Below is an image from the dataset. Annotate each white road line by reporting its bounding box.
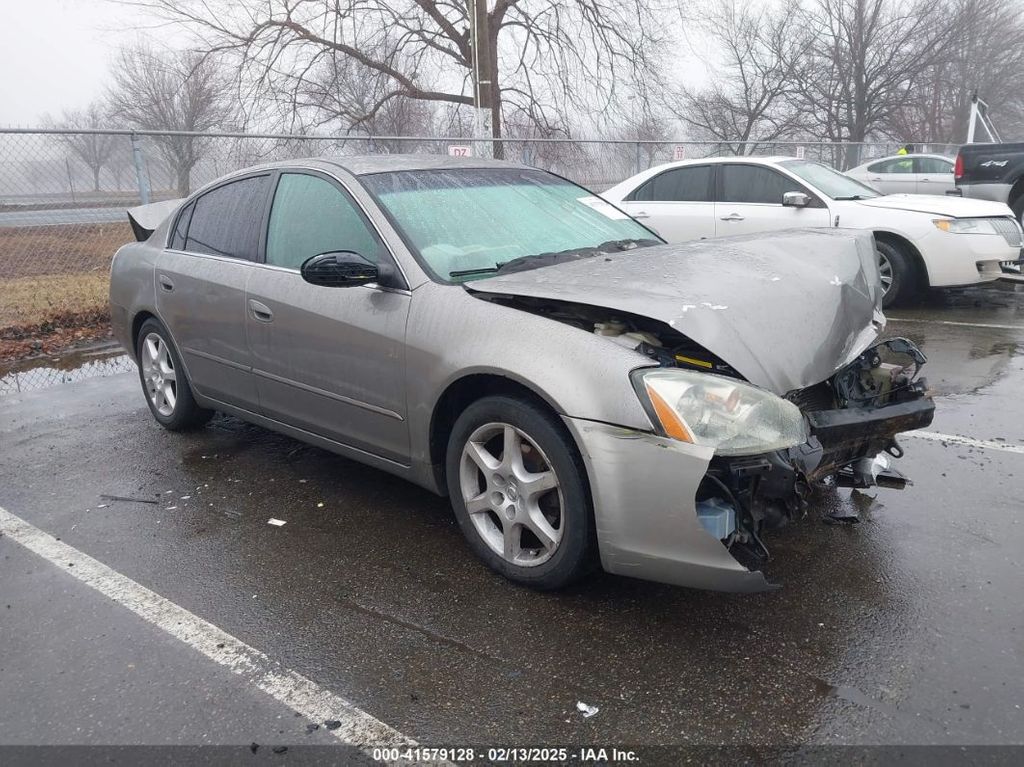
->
[906,430,1024,455]
[0,505,416,751]
[887,316,1024,331]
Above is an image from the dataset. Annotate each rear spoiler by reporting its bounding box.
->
[126,198,184,242]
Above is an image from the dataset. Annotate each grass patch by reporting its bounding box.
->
[1,272,110,329]
[0,222,133,278]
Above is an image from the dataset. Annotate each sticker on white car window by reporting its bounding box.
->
[577,195,628,219]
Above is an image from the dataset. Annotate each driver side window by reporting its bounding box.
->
[266,173,384,270]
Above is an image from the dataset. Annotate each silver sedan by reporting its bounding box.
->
[111,155,935,592]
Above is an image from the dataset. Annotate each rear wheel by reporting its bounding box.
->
[136,318,213,431]
[445,395,594,589]
[876,239,920,308]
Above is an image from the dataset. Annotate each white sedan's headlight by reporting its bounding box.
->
[932,218,998,234]
[633,369,808,456]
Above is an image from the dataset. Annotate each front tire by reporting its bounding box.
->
[445,395,595,589]
[136,318,213,431]
[876,239,920,308]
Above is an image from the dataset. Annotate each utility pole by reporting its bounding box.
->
[470,0,494,157]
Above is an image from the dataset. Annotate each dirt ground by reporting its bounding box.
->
[0,223,129,360]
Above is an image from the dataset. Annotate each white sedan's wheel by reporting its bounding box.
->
[876,248,894,296]
[458,422,564,567]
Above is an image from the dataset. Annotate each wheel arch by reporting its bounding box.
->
[130,309,159,361]
[872,230,929,288]
[1008,176,1024,214]
[428,373,586,498]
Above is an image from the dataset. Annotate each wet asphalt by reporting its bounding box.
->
[0,284,1022,751]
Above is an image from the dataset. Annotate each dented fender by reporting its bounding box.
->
[562,417,776,593]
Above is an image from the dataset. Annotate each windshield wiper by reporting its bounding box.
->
[449,238,660,280]
[449,263,507,278]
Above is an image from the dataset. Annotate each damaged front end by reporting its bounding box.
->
[697,337,934,568]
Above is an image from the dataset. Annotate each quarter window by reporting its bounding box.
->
[630,166,712,202]
[185,176,269,261]
[169,200,194,250]
[720,165,803,204]
[266,173,384,270]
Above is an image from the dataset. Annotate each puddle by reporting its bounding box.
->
[0,344,135,396]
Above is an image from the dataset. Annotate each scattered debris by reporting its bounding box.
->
[272,746,288,754]
[576,701,599,718]
[306,723,320,733]
[267,518,287,527]
[249,743,259,754]
[100,494,158,505]
[324,720,342,731]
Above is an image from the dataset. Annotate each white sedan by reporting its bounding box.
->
[602,156,1022,306]
[845,153,956,195]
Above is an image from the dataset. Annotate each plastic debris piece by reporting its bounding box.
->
[316,502,324,508]
[267,518,286,527]
[324,720,342,731]
[576,701,599,718]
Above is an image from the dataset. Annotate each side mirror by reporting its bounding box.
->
[301,251,378,288]
[782,191,811,208]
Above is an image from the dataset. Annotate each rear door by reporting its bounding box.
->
[864,157,918,194]
[715,164,830,236]
[245,170,411,463]
[914,156,955,195]
[156,174,272,409]
[615,165,715,241]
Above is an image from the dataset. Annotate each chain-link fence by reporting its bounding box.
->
[0,127,944,368]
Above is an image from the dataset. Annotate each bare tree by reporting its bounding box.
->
[128,0,670,155]
[289,53,439,150]
[889,0,1024,142]
[43,101,118,191]
[669,1,809,153]
[790,0,957,165]
[108,44,235,195]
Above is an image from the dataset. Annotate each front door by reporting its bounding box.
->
[914,156,956,195]
[714,164,831,236]
[245,171,411,463]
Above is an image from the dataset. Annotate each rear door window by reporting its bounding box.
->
[720,165,802,204]
[185,176,270,261]
[630,166,712,202]
[915,157,953,174]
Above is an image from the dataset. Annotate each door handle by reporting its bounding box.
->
[248,299,274,323]
[158,274,174,292]
[920,178,931,182]
[719,213,745,222]
[632,210,651,219]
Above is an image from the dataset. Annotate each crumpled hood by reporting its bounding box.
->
[468,228,884,394]
[853,194,1011,218]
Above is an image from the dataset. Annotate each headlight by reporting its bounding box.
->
[932,218,997,234]
[632,369,808,456]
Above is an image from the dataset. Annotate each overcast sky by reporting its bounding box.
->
[0,0,169,126]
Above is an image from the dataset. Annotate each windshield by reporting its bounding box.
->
[779,159,881,200]
[361,168,660,282]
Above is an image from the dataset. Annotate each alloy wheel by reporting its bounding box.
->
[876,248,894,294]
[458,422,564,567]
[140,332,177,417]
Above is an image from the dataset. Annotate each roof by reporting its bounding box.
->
[319,153,530,175]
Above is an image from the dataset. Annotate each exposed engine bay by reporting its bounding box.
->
[474,293,936,569]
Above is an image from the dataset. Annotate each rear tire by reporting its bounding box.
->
[445,395,595,590]
[876,239,920,308]
[136,318,213,431]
